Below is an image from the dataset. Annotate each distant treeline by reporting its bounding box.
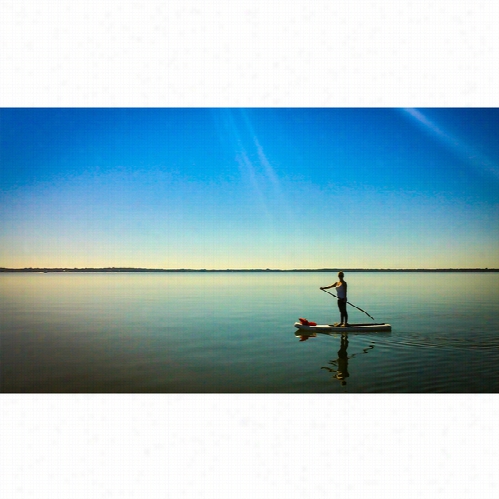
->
[1,267,498,273]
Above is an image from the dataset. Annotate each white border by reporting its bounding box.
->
[1,0,498,107]
[1,1,498,498]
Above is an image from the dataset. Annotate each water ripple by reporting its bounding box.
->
[388,333,499,352]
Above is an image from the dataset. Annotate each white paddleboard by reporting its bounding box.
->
[294,321,391,332]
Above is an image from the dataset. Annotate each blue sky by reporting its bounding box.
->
[1,108,498,269]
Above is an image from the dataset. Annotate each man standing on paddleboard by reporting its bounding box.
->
[320,271,349,326]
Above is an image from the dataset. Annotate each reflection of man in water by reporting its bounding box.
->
[335,335,350,385]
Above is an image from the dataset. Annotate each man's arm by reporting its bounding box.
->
[320,282,338,290]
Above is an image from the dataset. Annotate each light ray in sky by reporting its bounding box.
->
[237,109,297,232]
[219,109,270,218]
[401,108,499,181]
[235,149,272,222]
[240,109,281,189]
[216,108,295,232]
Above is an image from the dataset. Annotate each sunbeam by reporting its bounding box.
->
[215,108,296,232]
[240,109,281,190]
[401,108,499,181]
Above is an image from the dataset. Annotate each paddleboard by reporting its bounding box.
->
[294,321,391,332]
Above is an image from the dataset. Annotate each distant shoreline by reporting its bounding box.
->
[1,267,498,273]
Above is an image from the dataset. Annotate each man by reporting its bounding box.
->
[320,271,349,326]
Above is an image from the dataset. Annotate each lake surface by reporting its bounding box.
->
[1,272,498,393]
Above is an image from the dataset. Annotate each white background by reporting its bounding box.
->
[1,1,498,498]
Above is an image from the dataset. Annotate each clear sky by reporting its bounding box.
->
[1,108,498,269]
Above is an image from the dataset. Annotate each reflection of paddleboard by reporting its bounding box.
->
[294,320,391,333]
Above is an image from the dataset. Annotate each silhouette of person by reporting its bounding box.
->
[320,271,349,326]
[335,334,350,385]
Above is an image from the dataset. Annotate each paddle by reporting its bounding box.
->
[320,288,376,321]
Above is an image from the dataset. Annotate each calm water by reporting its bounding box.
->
[1,272,498,393]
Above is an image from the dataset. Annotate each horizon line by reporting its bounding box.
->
[1,267,498,273]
